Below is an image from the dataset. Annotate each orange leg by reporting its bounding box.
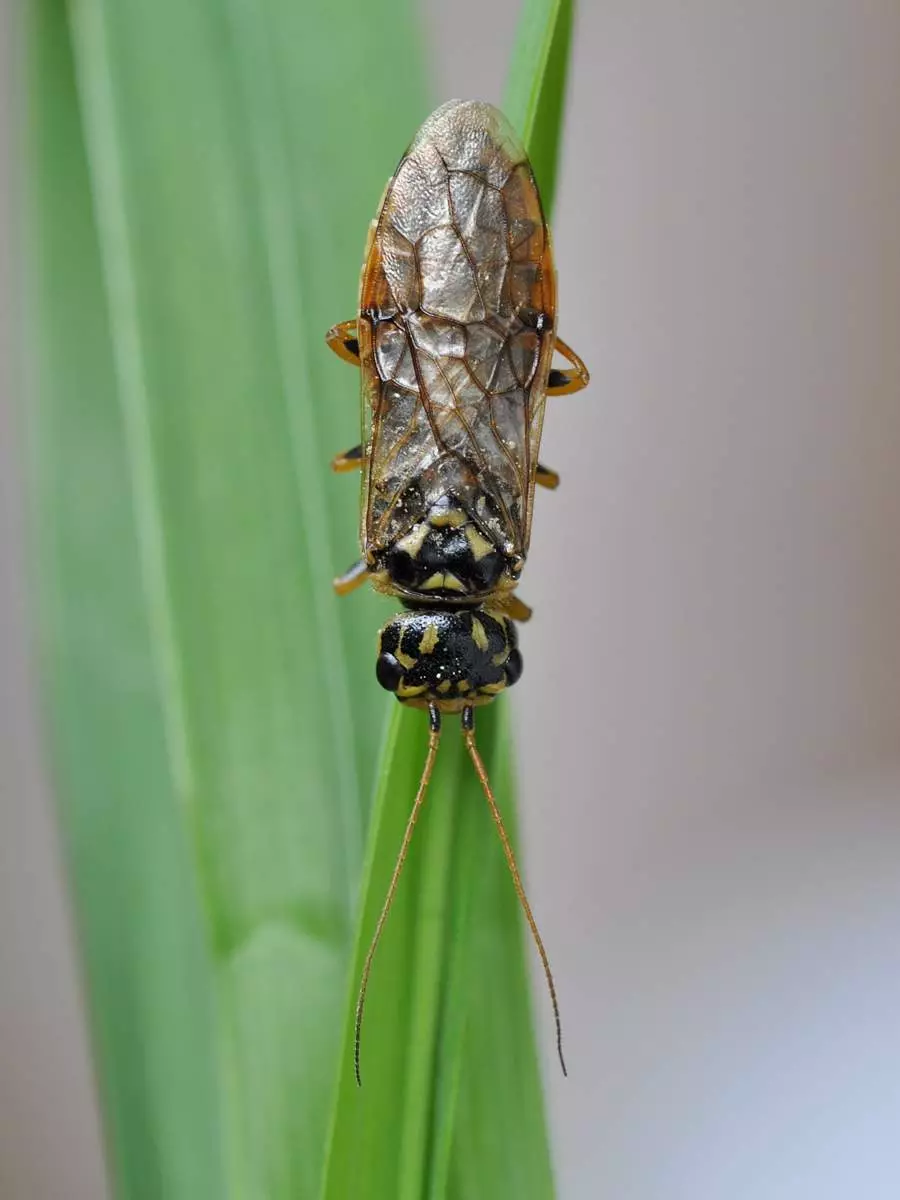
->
[536,462,560,490]
[505,594,533,623]
[331,444,367,473]
[334,559,370,597]
[326,319,360,366]
[547,336,590,396]
[327,325,365,476]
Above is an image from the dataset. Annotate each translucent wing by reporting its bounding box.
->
[358,100,557,563]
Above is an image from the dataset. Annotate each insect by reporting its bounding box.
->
[326,99,589,1084]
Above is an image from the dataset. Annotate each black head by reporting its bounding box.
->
[376,607,522,710]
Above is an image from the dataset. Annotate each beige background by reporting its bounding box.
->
[1,0,112,1197]
[3,2,900,1197]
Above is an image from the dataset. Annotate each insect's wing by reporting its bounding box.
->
[359,101,556,560]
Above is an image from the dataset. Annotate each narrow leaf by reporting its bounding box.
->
[27,5,227,1196]
[505,0,575,213]
[27,1,425,1197]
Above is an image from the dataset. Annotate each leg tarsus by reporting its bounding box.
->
[505,594,533,623]
[536,461,560,490]
[547,336,589,395]
[334,559,370,597]
[331,444,367,473]
[326,319,361,366]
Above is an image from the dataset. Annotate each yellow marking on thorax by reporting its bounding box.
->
[396,522,430,559]
[428,507,467,528]
[470,618,489,652]
[419,624,439,655]
[478,680,506,695]
[436,679,452,694]
[422,572,465,592]
[465,525,495,562]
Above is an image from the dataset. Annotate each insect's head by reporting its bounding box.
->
[375,607,522,709]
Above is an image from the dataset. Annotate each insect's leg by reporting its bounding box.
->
[461,704,566,1076]
[331,444,367,473]
[333,559,370,597]
[547,336,590,396]
[536,462,560,490]
[505,594,533,623]
[325,319,361,366]
[327,323,366,474]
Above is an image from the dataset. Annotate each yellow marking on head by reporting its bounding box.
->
[406,694,498,714]
[419,624,439,655]
[470,618,489,653]
[465,524,495,562]
[479,680,506,694]
[429,506,466,528]
[396,522,430,559]
[437,679,452,694]
[492,647,511,666]
[397,682,428,699]
[422,573,444,590]
[395,650,417,670]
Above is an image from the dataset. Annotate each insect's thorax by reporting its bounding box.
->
[375,493,519,605]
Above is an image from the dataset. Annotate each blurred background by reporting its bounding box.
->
[3,2,900,1198]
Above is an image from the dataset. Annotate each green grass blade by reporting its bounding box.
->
[27,6,227,1196]
[505,0,575,213]
[319,705,510,1200]
[320,706,461,1200]
[321,4,575,1198]
[27,1,425,1197]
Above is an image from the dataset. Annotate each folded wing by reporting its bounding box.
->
[358,100,557,561]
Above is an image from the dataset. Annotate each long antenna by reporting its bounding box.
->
[461,705,567,1076]
[355,704,442,1086]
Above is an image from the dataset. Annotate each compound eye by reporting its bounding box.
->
[504,648,524,687]
[376,652,404,692]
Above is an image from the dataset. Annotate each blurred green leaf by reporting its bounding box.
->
[28,6,227,1196]
[28,0,424,1197]
[505,0,574,213]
